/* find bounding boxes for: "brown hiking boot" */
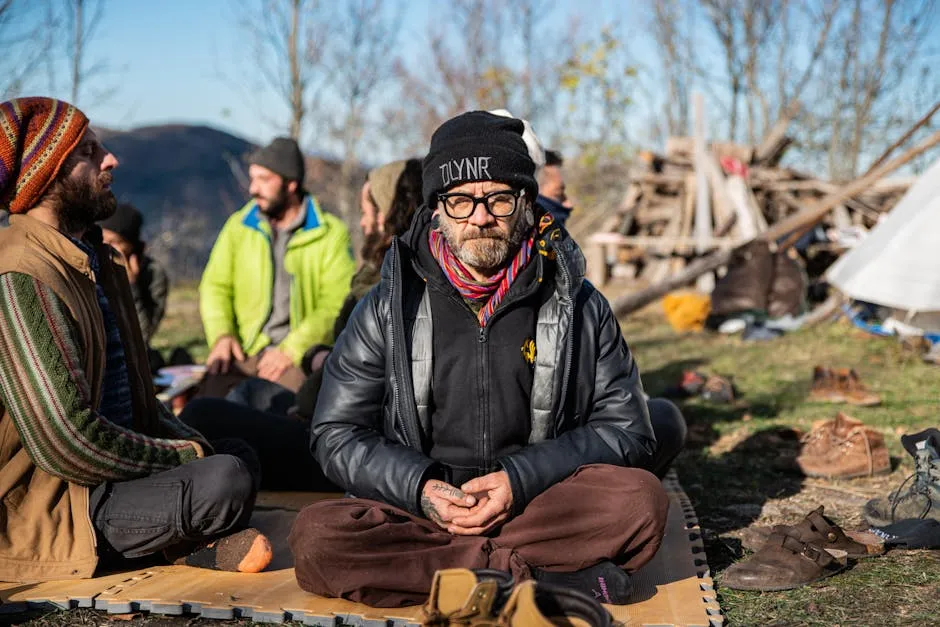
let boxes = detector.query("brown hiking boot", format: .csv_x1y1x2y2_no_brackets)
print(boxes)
421,569,514,626
808,366,843,403
500,581,615,627
172,528,273,573
834,368,881,406
796,413,889,479
722,531,847,591
739,506,883,558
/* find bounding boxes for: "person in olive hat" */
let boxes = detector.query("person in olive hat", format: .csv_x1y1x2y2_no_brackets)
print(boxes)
98,202,169,345
287,111,687,608
198,136,355,394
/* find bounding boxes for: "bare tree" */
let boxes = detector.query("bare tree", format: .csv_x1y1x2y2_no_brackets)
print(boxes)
513,0,556,121
235,0,326,140
393,0,515,148
818,0,937,179
0,0,54,98
648,0,694,137
318,0,402,251
64,0,113,106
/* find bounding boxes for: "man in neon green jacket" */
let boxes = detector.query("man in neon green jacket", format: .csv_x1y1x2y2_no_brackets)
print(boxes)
199,137,355,391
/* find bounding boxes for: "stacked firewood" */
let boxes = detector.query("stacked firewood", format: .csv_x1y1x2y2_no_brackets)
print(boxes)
585,135,912,287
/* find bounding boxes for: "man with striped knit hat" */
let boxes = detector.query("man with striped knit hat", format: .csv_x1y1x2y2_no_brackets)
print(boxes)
289,111,688,607
0,97,271,583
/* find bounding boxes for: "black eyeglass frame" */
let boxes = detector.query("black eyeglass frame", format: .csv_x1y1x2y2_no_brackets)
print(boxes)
436,188,526,220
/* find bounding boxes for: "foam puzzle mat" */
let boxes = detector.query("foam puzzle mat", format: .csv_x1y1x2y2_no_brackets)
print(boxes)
0,471,723,626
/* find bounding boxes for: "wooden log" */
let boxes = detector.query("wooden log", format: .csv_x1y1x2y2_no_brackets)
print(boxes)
610,249,734,315
586,242,607,287
863,99,940,176
759,129,940,244
754,100,800,165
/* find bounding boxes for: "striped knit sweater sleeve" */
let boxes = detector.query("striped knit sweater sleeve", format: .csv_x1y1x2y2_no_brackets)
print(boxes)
0,272,202,486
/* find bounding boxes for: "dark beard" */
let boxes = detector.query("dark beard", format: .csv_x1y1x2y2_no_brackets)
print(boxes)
51,172,117,235
255,183,290,219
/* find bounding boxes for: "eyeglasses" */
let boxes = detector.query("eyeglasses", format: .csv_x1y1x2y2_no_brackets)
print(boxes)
437,188,525,220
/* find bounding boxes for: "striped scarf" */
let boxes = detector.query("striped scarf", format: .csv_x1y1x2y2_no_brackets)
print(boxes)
429,228,535,327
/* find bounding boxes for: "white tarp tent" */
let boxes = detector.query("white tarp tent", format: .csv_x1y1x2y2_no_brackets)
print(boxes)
827,157,940,332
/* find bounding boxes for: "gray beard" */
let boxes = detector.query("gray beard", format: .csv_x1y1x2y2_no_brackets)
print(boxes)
440,209,532,273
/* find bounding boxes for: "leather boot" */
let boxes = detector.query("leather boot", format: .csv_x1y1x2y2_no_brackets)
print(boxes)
500,581,615,627
421,569,514,626
835,368,881,406
796,413,890,479
738,506,883,557
722,531,847,591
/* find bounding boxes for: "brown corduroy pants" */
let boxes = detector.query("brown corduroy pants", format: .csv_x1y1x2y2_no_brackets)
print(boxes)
288,464,669,607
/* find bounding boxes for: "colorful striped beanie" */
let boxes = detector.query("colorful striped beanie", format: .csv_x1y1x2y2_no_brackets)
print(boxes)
0,97,89,214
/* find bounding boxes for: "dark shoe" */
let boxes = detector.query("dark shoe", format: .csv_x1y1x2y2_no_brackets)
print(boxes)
172,527,272,573
795,412,890,479
739,506,883,558
700,375,735,404
421,568,512,626
864,428,940,526
501,581,615,627
869,518,940,549
662,370,706,399
533,560,632,605
722,532,847,591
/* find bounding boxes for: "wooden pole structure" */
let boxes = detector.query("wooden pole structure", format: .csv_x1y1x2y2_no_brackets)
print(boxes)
611,129,940,317
862,99,940,176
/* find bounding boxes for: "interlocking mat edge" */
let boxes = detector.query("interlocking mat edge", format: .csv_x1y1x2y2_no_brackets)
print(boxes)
0,471,723,626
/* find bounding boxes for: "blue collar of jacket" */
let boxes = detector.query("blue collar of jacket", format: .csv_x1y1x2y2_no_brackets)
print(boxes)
242,195,323,234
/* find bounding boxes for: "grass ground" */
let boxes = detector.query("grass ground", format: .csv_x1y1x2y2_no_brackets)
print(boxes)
4,285,939,626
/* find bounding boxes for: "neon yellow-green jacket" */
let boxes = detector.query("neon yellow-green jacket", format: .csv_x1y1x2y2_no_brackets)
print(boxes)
199,197,356,364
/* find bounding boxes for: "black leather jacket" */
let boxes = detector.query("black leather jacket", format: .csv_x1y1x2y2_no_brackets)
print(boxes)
310,209,655,517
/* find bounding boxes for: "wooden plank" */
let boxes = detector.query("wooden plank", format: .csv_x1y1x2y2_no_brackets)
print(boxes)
703,152,736,233
676,173,697,255
589,233,736,250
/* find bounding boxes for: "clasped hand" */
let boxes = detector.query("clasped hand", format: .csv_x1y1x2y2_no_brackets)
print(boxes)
420,471,513,536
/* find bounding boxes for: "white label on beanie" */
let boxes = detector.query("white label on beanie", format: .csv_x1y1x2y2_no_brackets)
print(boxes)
440,157,491,187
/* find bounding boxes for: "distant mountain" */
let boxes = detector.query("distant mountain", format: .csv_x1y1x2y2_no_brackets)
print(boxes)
97,124,361,278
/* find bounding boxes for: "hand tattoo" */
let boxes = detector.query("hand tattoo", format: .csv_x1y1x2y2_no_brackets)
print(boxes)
421,494,444,525
432,484,466,499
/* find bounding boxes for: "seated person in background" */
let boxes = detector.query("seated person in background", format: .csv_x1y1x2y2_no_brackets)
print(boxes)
182,158,424,490
300,158,424,378
0,97,270,582
98,202,169,346
288,111,687,607
537,149,574,226
199,137,355,394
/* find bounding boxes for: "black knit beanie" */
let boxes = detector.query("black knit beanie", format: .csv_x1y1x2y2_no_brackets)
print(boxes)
422,111,537,208
98,202,143,244
249,136,305,182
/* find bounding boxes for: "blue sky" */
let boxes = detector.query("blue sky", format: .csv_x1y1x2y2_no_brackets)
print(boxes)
56,0,649,147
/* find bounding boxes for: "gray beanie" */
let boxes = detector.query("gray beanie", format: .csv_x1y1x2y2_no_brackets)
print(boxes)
249,137,305,182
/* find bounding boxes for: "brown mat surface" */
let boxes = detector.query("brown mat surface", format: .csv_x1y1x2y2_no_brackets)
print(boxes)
0,472,722,626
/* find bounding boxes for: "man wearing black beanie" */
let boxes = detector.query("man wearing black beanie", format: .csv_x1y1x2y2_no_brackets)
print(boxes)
290,111,687,608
